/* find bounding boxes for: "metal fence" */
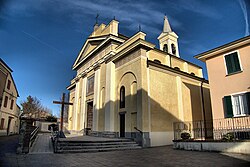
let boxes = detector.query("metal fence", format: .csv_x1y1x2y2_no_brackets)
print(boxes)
173,116,250,141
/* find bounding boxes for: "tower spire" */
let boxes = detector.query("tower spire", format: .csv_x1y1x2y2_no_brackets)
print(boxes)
163,15,172,33
158,15,179,57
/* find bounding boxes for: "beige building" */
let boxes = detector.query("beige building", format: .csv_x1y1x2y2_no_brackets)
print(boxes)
67,17,212,147
0,58,20,136
195,36,250,120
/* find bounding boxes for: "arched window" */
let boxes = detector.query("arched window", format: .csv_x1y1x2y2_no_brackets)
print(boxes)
120,86,125,108
163,44,168,53
171,44,176,55
154,59,161,64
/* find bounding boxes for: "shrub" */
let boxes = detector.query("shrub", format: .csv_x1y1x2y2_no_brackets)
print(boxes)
222,132,234,141
181,132,191,140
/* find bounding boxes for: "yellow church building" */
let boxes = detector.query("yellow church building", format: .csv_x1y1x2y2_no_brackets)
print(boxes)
67,16,212,147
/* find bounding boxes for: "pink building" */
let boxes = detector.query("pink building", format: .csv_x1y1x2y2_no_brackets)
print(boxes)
195,36,250,139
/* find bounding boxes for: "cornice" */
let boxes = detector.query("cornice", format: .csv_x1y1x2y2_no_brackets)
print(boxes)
195,36,250,62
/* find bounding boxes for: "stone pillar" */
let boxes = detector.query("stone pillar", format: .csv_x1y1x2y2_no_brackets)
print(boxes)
93,65,101,131
73,79,80,131
104,61,115,132
176,76,184,121
68,97,73,130
139,53,150,147
80,75,87,131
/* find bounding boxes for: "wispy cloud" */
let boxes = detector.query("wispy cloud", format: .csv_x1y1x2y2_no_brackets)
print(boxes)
21,30,64,56
64,0,186,36
238,0,249,36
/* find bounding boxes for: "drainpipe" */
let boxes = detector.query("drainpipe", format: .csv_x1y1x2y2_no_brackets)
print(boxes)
201,79,207,139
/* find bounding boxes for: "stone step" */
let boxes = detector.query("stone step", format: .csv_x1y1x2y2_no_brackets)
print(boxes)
57,139,132,143
56,146,142,153
57,141,137,146
57,144,140,150
55,138,141,153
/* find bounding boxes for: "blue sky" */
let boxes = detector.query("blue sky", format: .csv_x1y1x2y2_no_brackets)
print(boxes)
0,0,249,116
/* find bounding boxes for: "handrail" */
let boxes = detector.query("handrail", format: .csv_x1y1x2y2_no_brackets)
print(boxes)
29,126,39,148
134,127,143,134
30,126,39,141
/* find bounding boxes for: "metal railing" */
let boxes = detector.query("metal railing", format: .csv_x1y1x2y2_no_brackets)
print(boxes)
173,116,250,141
29,126,39,148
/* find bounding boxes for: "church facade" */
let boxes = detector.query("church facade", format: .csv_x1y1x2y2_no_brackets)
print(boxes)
67,17,212,147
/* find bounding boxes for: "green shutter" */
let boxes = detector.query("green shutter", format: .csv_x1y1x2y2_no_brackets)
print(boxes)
225,55,233,74
232,52,241,72
225,52,241,74
224,96,233,118
246,92,250,115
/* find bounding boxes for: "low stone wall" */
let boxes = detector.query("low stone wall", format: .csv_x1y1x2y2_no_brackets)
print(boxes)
173,141,250,154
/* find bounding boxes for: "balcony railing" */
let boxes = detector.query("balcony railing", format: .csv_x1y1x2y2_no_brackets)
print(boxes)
173,116,250,141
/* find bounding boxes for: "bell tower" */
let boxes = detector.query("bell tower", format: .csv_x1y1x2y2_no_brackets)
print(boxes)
158,16,179,57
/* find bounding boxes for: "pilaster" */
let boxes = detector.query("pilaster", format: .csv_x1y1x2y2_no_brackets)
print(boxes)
93,65,100,131
104,61,115,131
73,78,80,130
176,76,184,121
184,62,188,73
80,74,87,130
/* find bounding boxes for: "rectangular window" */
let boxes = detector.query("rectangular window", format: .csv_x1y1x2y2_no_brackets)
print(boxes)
232,94,248,116
10,99,14,110
224,52,241,75
7,80,11,89
0,118,4,130
87,76,94,95
224,93,249,118
4,96,8,108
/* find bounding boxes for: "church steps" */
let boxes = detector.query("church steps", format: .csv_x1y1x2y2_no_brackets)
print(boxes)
58,139,132,143
55,139,141,153
57,141,137,146
56,146,142,153
57,144,139,150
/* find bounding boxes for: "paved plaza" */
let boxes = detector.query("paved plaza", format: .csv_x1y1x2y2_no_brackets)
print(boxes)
1,135,250,167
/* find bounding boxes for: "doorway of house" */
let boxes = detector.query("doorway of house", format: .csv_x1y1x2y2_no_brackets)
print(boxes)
120,113,125,137
7,117,12,135
86,101,93,134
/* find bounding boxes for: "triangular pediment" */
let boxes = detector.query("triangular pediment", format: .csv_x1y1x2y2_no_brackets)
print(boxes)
78,43,97,61
72,36,107,69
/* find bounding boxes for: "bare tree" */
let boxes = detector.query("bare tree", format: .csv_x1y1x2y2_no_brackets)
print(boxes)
21,95,52,119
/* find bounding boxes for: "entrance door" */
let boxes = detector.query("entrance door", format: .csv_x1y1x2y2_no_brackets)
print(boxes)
120,114,125,137
7,118,12,135
87,102,93,130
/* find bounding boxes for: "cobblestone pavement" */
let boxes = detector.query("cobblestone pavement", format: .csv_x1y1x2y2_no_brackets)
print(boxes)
1,135,250,167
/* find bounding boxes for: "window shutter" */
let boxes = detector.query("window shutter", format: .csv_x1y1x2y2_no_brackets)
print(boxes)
246,92,250,115
232,52,241,71
224,96,233,118
225,55,233,74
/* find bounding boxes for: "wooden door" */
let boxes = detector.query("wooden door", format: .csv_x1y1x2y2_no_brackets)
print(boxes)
120,114,125,137
87,102,93,129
